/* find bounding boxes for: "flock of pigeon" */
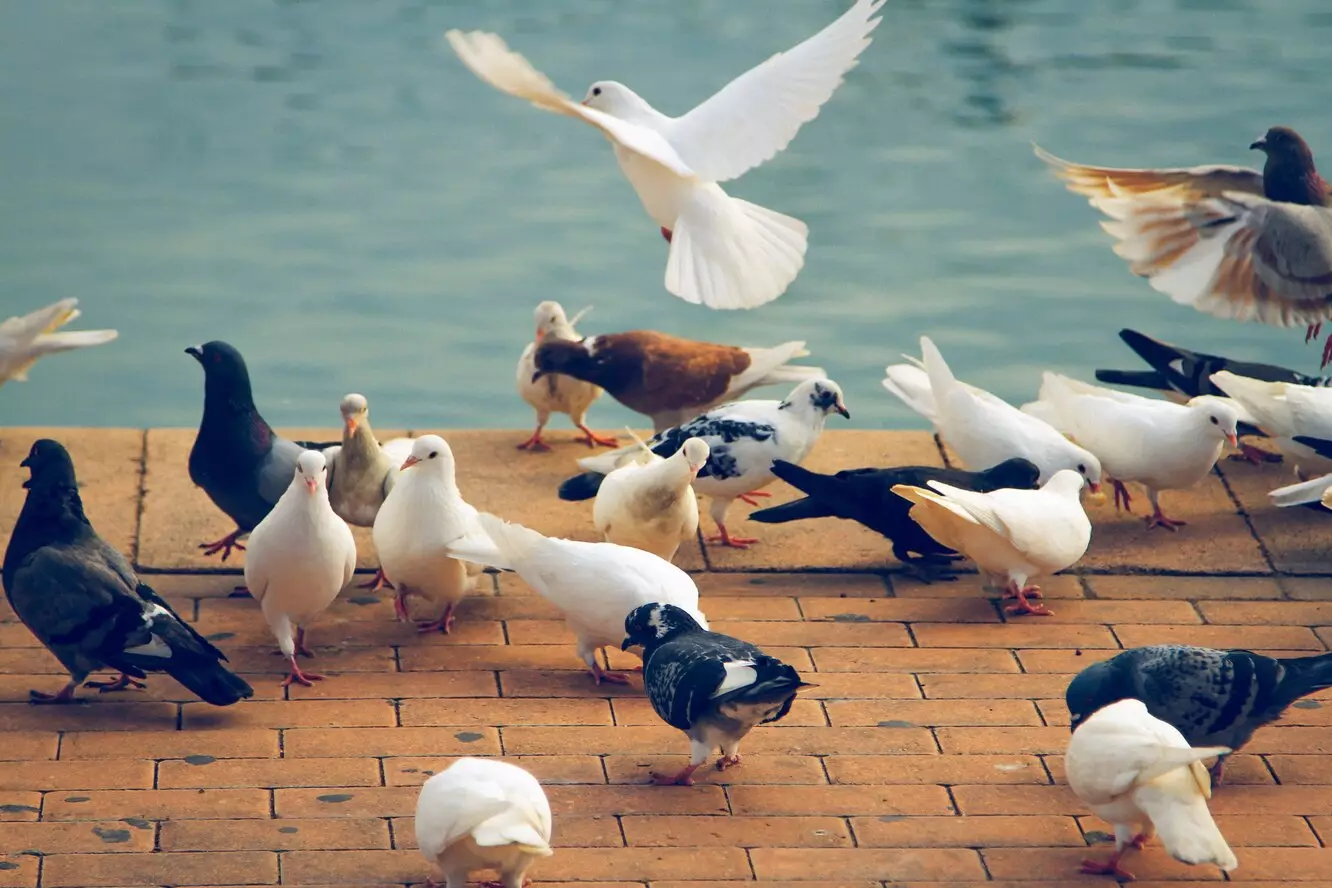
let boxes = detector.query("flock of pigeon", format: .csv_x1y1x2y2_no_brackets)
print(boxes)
5,0,1332,885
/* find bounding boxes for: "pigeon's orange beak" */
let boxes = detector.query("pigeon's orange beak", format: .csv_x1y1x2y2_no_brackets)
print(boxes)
1226,432,1238,448
304,476,318,493
401,455,421,470
1088,482,1101,494
580,98,590,106
535,328,544,344
344,416,358,435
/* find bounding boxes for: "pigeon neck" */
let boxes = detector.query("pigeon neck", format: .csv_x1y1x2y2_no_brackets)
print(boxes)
3,483,94,587
1263,155,1327,206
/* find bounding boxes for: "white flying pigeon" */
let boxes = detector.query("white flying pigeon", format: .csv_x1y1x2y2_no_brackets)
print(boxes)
561,378,850,548
1209,370,1332,477
0,298,117,389
243,450,357,688
414,757,553,888
373,435,486,635
882,337,1104,490
1065,698,1238,881
515,301,613,451
592,434,708,562
445,512,709,685
445,0,885,310
1021,374,1238,530
892,469,1092,617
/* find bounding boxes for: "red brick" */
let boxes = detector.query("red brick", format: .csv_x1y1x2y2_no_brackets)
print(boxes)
402,643,813,672
799,597,1000,623
384,755,604,787
697,596,804,620
157,757,380,789
553,785,733,818
935,727,1071,755
158,817,391,851
728,784,952,816
791,672,921,699
59,728,278,760
825,699,1041,727
41,850,277,886
535,847,754,882
0,701,177,732
399,697,613,727
890,573,1087,600
0,760,153,791
499,725,936,756
1196,601,1332,625
952,784,1082,815
921,673,1072,699
288,671,499,700
603,754,825,786
912,623,1119,649
188,613,504,649
622,814,851,847
497,670,644,699
275,787,417,819
1016,649,1118,673
42,789,270,821
0,732,57,761
612,697,825,727
0,854,34,888
811,647,1018,673
183,699,396,730
1308,816,1332,845
451,595,564,621
1084,814,1319,847
853,814,1082,847
0,792,41,821
1088,575,1284,600
1020,599,1202,624
391,815,624,849
696,572,890,598
1227,849,1332,882
1048,753,1273,787
0,820,156,853
1210,786,1332,815
1236,728,1332,756
826,754,1048,785
282,727,501,758
750,848,985,881
983,846,1224,881
1113,625,1323,651
709,620,914,647
214,645,397,675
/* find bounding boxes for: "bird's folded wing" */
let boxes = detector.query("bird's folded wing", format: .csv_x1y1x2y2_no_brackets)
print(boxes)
666,0,884,183
922,481,1011,539
416,781,511,859
445,30,696,180
1035,146,1264,202
1097,189,1332,328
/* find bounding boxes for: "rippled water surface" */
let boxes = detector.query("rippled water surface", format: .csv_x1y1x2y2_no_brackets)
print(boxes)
2,0,1329,433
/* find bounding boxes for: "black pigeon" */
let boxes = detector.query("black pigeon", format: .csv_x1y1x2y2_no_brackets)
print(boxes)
1065,644,1332,783
186,341,335,561
1096,328,1329,460
749,457,1041,581
622,602,814,786
3,439,254,706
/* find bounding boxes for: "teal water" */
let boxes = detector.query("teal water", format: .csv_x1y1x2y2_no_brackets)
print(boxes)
2,0,1328,435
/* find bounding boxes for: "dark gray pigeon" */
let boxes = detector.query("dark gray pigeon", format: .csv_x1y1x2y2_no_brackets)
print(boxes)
3,439,254,706
749,457,1041,581
186,341,335,562
622,602,814,786
1065,644,1332,783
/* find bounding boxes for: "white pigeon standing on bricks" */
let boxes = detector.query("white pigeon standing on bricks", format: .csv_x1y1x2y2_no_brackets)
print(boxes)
445,0,885,310
593,435,708,561
1066,698,1238,882
243,450,357,688
415,757,553,888
514,301,611,450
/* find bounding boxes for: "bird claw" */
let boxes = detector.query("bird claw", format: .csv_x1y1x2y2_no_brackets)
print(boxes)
1110,479,1133,513
716,754,742,771
1003,583,1052,617
28,684,78,705
198,531,246,561
575,425,620,448
83,673,147,693
589,665,633,685
415,605,455,635
1145,512,1187,531
1079,857,1135,881
294,629,315,659
393,592,410,622
515,431,552,452
706,529,759,549
281,667,325,689
358,569,393,591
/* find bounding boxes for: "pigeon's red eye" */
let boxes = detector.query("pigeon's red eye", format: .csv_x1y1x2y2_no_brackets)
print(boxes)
212,353,221,363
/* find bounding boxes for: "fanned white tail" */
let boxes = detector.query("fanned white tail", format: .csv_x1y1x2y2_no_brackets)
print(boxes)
666,187,808,310
1132,746,1237,871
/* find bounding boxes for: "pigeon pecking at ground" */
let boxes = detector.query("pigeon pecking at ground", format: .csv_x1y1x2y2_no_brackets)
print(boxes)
515,300,611,450
1210,370,1332,479
1038,126,1332,367
446,0,884,310
0,298,118,389
185,340,336,565
446,513,709,685
414,756,553,888
1065,698,1238,881
1065,644,1332,785
3,439,253,706
592,436,708,562
1022,373,1239,531
559,378,850,548
749,457,1041,581
622,602,814,786
892,469,1092,616
530,329,825,433
243,450,357,689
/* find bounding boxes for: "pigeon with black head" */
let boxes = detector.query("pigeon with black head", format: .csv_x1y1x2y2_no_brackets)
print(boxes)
622,602,814,786
3,439,254,705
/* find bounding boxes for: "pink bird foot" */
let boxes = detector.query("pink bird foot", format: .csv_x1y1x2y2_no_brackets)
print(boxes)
281,659,325,689
84,673,148,693
515,428,551,452
1145,510,1187,531
294,627,315,659
650,762,703,786
358,568,393,591
1003,581,1052,617
29,681,78,705
707,524,758,549
575,423,620,448
716,754,742,771
199,529,246,561
737,490,772,506
1110,478,1133,512
416,604,456,635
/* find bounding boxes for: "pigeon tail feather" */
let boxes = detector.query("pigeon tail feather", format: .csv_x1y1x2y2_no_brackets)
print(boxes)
558,471,606,501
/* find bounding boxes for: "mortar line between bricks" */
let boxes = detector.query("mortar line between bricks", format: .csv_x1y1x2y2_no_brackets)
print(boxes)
53,730,64,761
377,756,388,787
743,845,756,880
277,727,286,759
130,427,147,568
1215,463,1280,574
386,814,398,850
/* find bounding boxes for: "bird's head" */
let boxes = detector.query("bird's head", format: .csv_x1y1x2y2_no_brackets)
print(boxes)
621,602,703,651
185,341,253,400
1047,467,1095,499
984,458,1042,491
532,300,569,344
1064,659,1120,734
1250,126,1313,163
782,378,850,420
580,81,651,119
1062,450,1102,494
339,393,369,436
681,437,711,475
400,434,452,473
531,338,592,383
294,449,328,494
1186,395,1240,448
19,439,78,491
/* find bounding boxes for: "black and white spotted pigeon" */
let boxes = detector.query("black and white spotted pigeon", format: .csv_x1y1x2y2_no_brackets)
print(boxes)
558,378,849,548
3,439,254,706
1065,644,1332,782
622,602,814,786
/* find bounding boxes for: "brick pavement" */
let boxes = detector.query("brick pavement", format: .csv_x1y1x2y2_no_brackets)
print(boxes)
0,428,1330,887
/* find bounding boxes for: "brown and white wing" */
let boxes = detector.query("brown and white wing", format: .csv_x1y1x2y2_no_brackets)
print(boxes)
1097,187,1332,328
1035,145,1265,202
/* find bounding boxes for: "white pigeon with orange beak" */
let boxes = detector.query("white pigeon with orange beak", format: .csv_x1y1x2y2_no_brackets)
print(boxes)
372,435,487,634
593,435,709,562
1022,374,1239,531
515,301,612,451
445,0,885,310
243,450,357,688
